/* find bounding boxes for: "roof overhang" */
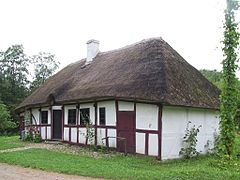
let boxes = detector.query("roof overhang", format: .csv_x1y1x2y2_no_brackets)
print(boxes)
15,96,219,113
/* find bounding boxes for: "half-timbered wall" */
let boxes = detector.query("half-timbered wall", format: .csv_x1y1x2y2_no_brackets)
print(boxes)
135,103,159,156
97,101,116,147
26,107,52,140
21,101,219,160
31,109,39,124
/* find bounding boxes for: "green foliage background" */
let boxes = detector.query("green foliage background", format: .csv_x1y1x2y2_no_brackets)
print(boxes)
0,45,59,134
219,0,239,158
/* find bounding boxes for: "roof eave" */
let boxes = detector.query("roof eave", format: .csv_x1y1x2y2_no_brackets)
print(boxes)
15,96,219,113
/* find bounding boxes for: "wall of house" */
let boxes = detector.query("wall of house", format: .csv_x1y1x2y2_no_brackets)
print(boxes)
23,101,219,160
23,107,52,140
97,101,116,147
98,101,116,126
118,101,134,111
135,103,159,156
24,101,122,148
161,106,220,160
64,103,95,143
62,101,117,147
80,103,95,125
40,107,51,140
24,110,31,126
136,103,158,130
31,109,39,124
42,107,52,125
64,104,76,142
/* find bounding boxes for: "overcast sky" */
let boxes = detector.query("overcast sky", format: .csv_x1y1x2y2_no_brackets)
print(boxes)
0,0,239,77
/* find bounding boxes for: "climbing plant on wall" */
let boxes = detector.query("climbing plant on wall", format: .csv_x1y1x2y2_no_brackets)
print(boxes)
219,0,240,158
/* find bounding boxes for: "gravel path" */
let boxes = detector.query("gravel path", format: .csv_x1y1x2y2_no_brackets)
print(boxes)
0,142,116,158
0,147,32,153
0,163,102,180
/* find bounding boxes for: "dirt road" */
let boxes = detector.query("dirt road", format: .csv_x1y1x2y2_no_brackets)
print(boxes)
0,163,101,180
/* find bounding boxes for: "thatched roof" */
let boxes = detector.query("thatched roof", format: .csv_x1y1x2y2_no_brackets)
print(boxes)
17,38,220,111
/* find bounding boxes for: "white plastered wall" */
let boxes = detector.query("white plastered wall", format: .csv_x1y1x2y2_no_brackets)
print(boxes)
79,127,86,144
97,101,116,126
78,103,95,144
31,108,40,125
161,106,220,160
52,106,62,110
97,101,117,147
136,132,145,154
97,128,106,145
40,127,45,139
47,127,51,139
64,127,69,141
64,105,77,125
97,128,117,147
80,103,95,125
79,127,95,145
30,107,51,140
64,105,76,142
108,129,116,148
135,103,159,156
41,107,51,124
118,101,134,111
64,104,95,124
136,103,158,130
63,104,74,141
149,134,158,156
42,107,51,139
40,127,51,140
71,128,77,143
64,103,95,143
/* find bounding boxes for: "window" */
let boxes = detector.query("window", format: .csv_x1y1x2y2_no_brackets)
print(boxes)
41,111,48,124
99,107,106,125
68,109,76,125
80,108,90,125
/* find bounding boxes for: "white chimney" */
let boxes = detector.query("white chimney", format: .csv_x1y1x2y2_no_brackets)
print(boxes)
86,39,99,63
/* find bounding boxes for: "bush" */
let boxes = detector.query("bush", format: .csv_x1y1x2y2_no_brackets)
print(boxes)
204,131,220,155
179,121,201,159
23,127,42,143
34,134,42,143
0,103,16,135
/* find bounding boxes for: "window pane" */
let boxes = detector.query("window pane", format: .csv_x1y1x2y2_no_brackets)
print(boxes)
68,109,76,125
41,111,48,124
80,108,90,125
99,107,106,125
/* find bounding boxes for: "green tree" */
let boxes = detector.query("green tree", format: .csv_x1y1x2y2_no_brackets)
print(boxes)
236,81,240,131
30,52,59,91
219,0,240,158
200,69,223,88
200,69,240,131
0,45,30,127
0,45,29,105
0,103,16,134
0,45,59,134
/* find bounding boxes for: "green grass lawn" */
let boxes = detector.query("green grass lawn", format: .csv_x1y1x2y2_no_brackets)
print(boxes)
0,135,239,179
0,149,240,179
0,136,25,150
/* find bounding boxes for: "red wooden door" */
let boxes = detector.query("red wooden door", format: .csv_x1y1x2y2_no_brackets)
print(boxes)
117,111,135,153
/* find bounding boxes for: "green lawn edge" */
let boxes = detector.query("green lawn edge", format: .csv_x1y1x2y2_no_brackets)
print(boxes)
0,136,25,150
0,135,240,179
0,148,240,180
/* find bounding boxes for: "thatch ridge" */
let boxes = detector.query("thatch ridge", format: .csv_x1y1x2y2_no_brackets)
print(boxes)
17,38,220,111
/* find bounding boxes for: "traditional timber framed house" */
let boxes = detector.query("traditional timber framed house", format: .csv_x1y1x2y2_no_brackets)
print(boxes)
16,38,220,160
